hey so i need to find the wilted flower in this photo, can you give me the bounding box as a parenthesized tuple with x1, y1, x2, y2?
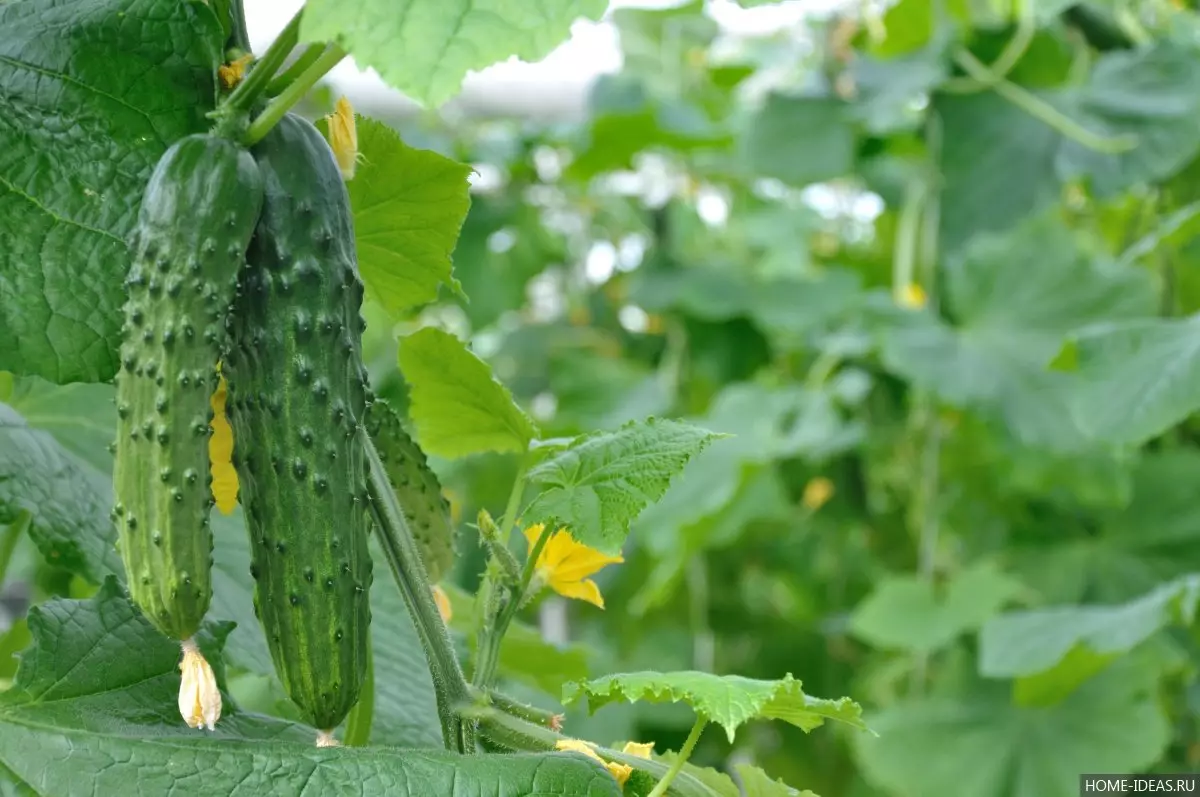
(178, 638, 221, 731)
(555, 739, 633, 786)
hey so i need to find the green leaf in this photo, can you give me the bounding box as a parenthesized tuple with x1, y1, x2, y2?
(1059, 314, 1200, 446)
(562, 671, 868, 743)
(740, 94, 855, 187)
(978, 574, 1200, 680)
(1057, 40, 1200, 197)
(5, 378, 118, 474)
(854, 662, 1169, 797)
(301, 0, 608, 108)
(0, 0, 223, 383)
(935, 91, 1062, 253)
(398, 327, 536, 458)
(849, 562, 1025, 654)
(877, 214, 1155, 447)
(523, 418, 725, 554)
(316, 115, 472, 315)
(735, 763, 818, 797)
(0, 582, 621, 795)
(0, 402, 121, 583)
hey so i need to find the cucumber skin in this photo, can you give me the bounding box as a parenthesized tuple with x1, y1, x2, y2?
(113, 134, 264, 642)
(365, 400, 456, 582)
(225, 114, 373, 732)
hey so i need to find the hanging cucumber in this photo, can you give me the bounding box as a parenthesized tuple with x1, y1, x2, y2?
(224, 113, 373, 738)
(364, 399, 457, 583)
(113, 134, 263, 729)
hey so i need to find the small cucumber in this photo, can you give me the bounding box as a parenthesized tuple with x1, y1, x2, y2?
(224, 113, 373, 733)
(113, 134, 263, 642)
(365, 399, 456, 582)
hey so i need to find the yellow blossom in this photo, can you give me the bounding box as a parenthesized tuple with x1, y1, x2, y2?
(218, 53, 254, 90)
(432, 584, 452, 623)
(325, 96, 361, 181)
(178, 638, 221, 730)
(622, 741, 654, 758)
(897, 283, 927, 309)
(554, 739, 633, 786)
(524, 524, 623, 609)
(209, 367, 238, 515)
(802, 477, 834, 511)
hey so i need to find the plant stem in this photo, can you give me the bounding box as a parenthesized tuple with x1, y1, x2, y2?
(0, 512, 30, 588)
(343, 630, 374, 746)
(225, 0, 252, 52)
(951, 49, 1137, 154)
(266, 43, 329, 97)
(472, 506, 544, 690)
(220, 10, 303, 117)
(244, 45, 346, 146)
(471, 460, 535, 689)
(364, 433, 474, 752)
(942, 0, 1034, 93)
(646, 716, 706, 797)
(487, 689, 559, 727)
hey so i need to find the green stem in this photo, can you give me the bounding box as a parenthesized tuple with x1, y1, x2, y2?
(266, 43, 329, 96)
(499, 460, 529, 535)
(364, 434, 474, 752)
(892, 181, 925, 302)
(472, 708, 712, 797)
(244, 45, 346, 146)
(487, 689, 559, 727)
(219, 10, 303, 117)
(646, 716, 706, 797)
(472, 498, 544, 690)
(343, 629, 374, 746)
(0, 512, 31, 587)
(942, 0, 1034, 93)
(225, 0, 252, 52)
(951, 50, 1137, 154)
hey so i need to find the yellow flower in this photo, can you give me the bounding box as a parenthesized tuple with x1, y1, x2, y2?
(524, 525, 623, 609)
(622, 741, 654, 758)
(432, 584, 452, 623)
(209, 367, 238, 515)
(217, 53, 254, 90)
(178, 638, 221, 730)
(325, 96, 361, 181)
(554, 739, 633, 786)
(802, 477, 834, 511)
(897, 283, 927, 309)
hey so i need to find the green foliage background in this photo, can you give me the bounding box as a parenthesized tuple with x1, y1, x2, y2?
(6, 0, 1200, 794)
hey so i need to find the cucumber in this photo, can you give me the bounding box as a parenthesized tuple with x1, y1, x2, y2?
(113, 134, 263, 642)
(364, 399, 456, 582)
(224, 113, 373, 733)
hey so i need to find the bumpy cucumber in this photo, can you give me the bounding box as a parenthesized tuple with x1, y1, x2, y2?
(113, 134, 263, 641)
(365, 399, 456, 582)
(224, 113, 373, 732)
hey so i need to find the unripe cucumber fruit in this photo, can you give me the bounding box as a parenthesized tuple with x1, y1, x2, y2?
(364, 399, 456, 582)
(113, 134, 264, 642)
(224, 113, 373, 733)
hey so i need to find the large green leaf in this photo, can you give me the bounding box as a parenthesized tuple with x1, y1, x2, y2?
(562, 671, 868, 744)
(523, 418, 725, 554)
(0, 584, 619, 795)
(735, 764, 818, 797)
(978, 575, 1200, 680)
(0, 0, 223, 383)
(854, 662, 1169, 797)
(316, 115, 472, 315)
(301, 0, 608, 108)
(0, 402, 121, 583)
(850, 562, 1025, 654)
(1058, 314, 1200, 446)
(398, 327, 537, 458)
(877, 214, 1155, 446)
(740, 95, 855, 188)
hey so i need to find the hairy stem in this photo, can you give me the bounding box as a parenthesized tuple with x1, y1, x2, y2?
(266, 43, 330, 97)
(219, 9, 302, 117)
(647, 716, 706, 797)
(244, 45, 346, 146)
(364, 433, 474, 752)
